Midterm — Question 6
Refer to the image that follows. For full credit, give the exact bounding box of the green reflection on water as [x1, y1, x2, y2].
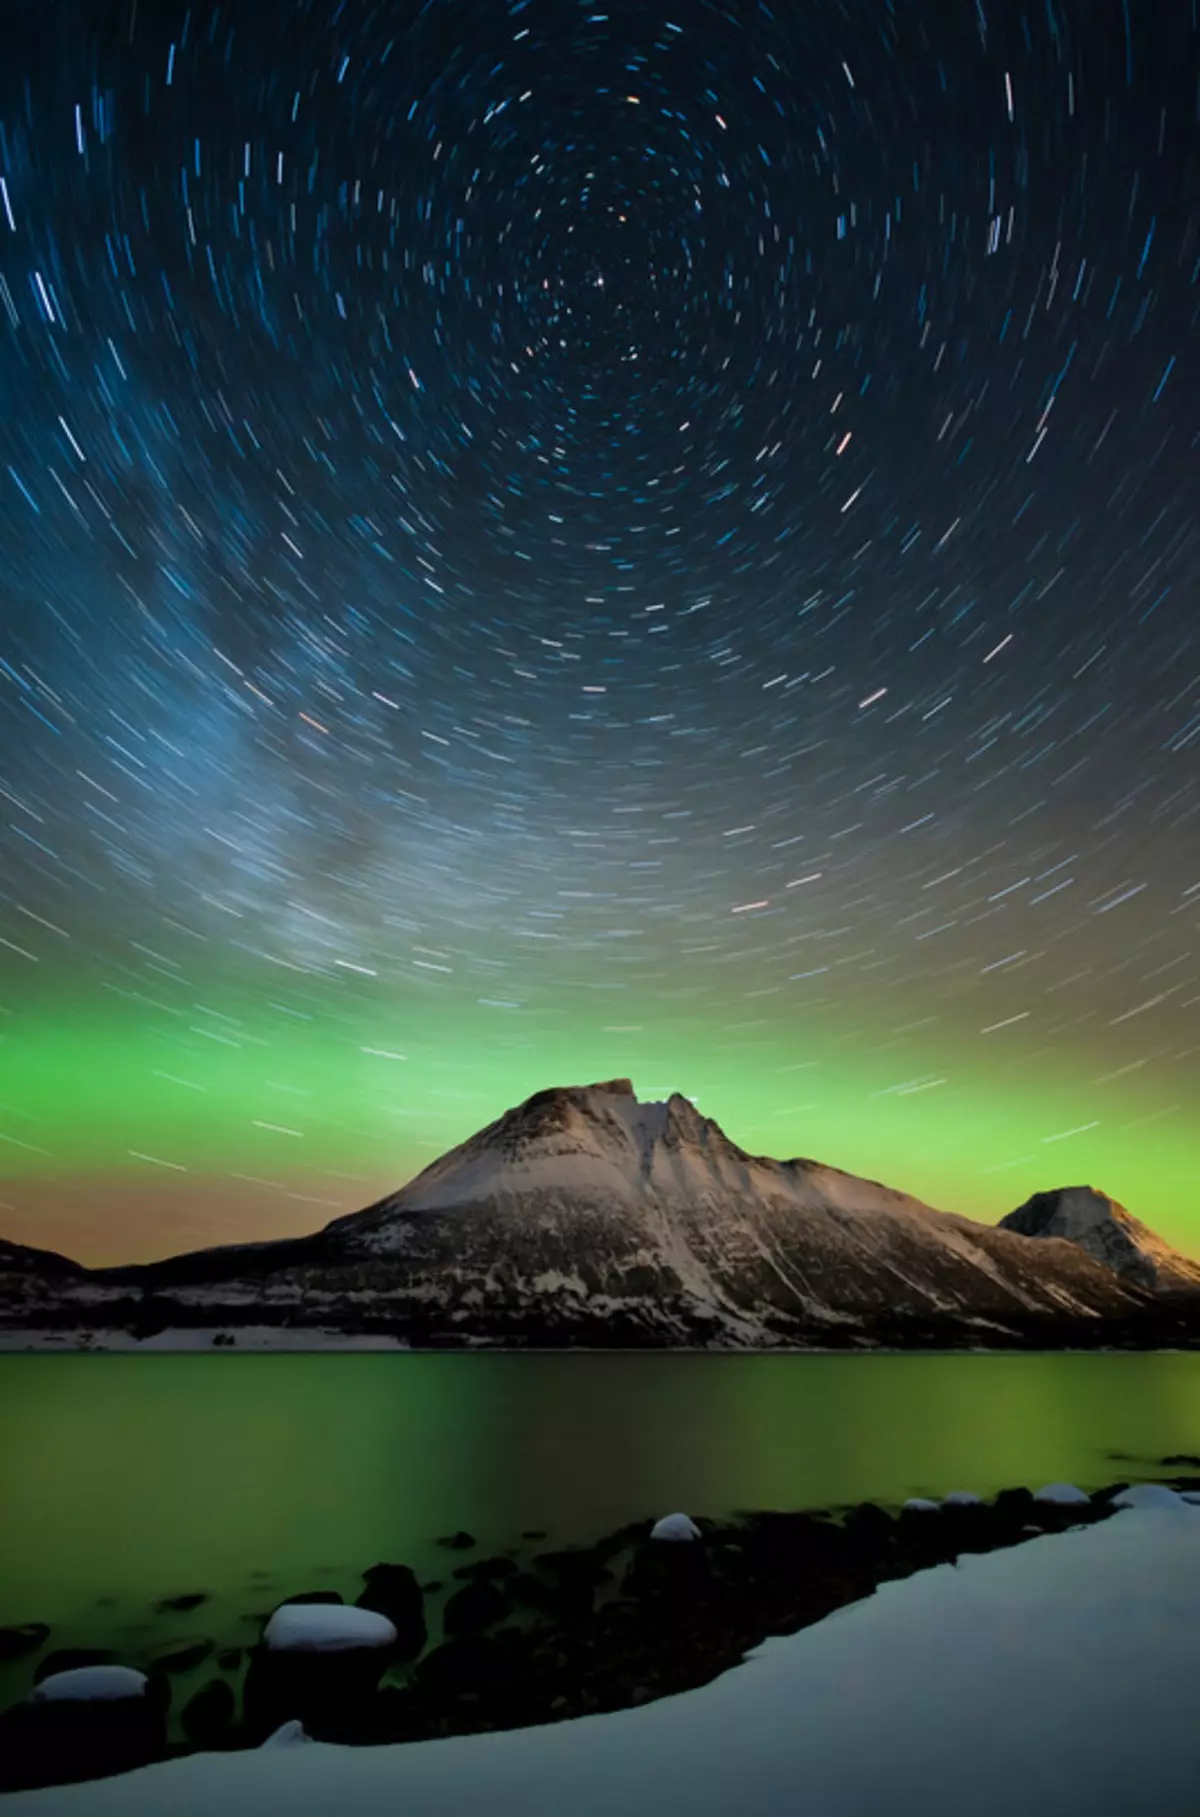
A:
[0, 1350, 1197, 1718]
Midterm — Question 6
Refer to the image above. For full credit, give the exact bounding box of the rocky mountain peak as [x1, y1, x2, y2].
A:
[998, 1186, 1200, 1292]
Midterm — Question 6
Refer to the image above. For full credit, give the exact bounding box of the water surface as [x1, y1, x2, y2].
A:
[1, 1352, 1196, 1711]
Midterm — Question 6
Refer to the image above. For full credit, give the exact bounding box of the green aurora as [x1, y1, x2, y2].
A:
[1, 982, 1195, 1266]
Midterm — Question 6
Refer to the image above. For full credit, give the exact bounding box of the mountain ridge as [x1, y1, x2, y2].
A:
[1, 1080, 1197, 1350]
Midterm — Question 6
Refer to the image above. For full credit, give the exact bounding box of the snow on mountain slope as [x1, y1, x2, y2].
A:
[321, 1080, 1154, 1339]
[998, 1187, 1200, 1294]
[3, 1081, 1197, 1349]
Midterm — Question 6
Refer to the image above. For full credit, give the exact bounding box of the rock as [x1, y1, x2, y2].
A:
[520, 1529, 548, 1540]
[155, 1592, 208, 1613]
[842, 1502, 894, 1542]
[355, 1563, 426, 1657]
[991, 1487, 1035, 1519]
[0, 1667, 169, 1794]
[443, 1578, 510, 1636]
[244, 1603, 397, 1745]
[941, 1491, 983, 1509]
[422, 1581, 444, 1593]
[415, 1633, 509, 1696]
[1162, 1454, 1200, 1467]
[436, 1530, 476, 1550]
[508, 1571, 560, 1615]
[0, 1623, 49, 1662]
[452, 1554, 521, 1582]
[33, 1648, 116, 1684]
[181, 1678, 236, 1744]
[624, 1537, 711, 1604]
[148, 1639, 215, 1675]
[649, 1512, 702, 1543]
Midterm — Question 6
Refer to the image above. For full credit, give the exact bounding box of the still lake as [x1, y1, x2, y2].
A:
[1, 1351, 1197, 1711]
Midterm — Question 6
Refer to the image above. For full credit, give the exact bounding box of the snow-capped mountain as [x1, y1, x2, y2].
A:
[998, 1187, 1200, 1294]
[1, 1080, 1198, 1349]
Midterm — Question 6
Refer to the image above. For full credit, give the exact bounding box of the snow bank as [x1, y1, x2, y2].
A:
[7, 1505, 1200, 1817]
[941, 1489, 982, 1507]
[649, 1512, 701, 1542]
[29, 1668, 149, 1705]
[1032, 1482, 1090, 1506]
[902, 1497, 940, 1513]
[263, 1605, 397, 1653]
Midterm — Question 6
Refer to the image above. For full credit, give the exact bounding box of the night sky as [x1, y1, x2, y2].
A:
[0, 0, 1197, 1266]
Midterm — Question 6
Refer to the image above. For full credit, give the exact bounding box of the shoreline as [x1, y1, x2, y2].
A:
[4, 1468, 1199, 1794]
[0, 1327, 1195, 1355]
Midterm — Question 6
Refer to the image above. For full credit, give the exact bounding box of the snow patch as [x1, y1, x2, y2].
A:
[1111, 1483, 1194, 1512]
[649, 1512, 702, 1543]
[30, 1667, 149, 1704]
[8, 1509, 1200, 1817]
[263, 1605, 397, 1653]
[1032, 1482, 1090, 1506]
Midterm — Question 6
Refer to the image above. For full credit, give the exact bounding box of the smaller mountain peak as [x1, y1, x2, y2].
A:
[586, 1078, 636, 1098]
[999, 1185, 1200, 1292]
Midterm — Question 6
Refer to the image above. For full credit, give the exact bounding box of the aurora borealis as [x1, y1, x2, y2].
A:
[0, 0, 1197, 1267]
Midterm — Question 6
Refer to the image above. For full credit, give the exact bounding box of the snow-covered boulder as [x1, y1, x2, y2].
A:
[1111, 1484, 1191, 1512]
[3, 1664, 165, 1793]
[263, 1604, 397, 1653]
[649, 1513, 702, 1543]
[942, 1491, 982, 1509]
[246, 1604, 399, 1742]
[902, 1498, 940, 1514]
[1033, 1483, 1090, 1507]
[29, 1666, 149, 1704]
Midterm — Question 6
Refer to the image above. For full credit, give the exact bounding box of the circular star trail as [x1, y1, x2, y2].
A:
[0, 0, 1197, 1262]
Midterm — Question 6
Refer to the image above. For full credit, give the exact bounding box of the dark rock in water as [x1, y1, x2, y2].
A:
[33, 1648, 116, 1684]
[508, 1570, 560, 1616]
[415, 1633, 509, 1696]
[0, 1677, 168, 1794]
[181, 1678, 236, 1745]
[422, 1581, 443, 1593]
[532, 1546, 616, 1624]
[148, 1639, 214, 1675]
[242, 1641, 391, 1745]
[534, 1547, 614, 1584]
[443, 1578, 510, 1636]
[520, 1529, 548, 1541]
[1162, 1453, 1200, 1467]
[623, 1537, 712, 1607]
[356, 1563, 426, 1657]
[156, 1592, 208, 1614]
[992, 1487, 1035, 1521]
[436, 1531, 476, 1551]
[452, 1554, 520, 1583]
[279, 1591, 344, 1607]
[842, 1502, 895, 1545]
[0, 1624, 49, 1662]
[216, 1647, 244, 1672]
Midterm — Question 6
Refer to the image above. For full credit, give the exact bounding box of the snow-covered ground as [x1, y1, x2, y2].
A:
[0, 1328, 409, 1352]
[6, 1501, 1198, 1816]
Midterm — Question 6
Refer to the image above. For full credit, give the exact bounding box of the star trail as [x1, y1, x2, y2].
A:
[1, 0, 1198, 1264]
